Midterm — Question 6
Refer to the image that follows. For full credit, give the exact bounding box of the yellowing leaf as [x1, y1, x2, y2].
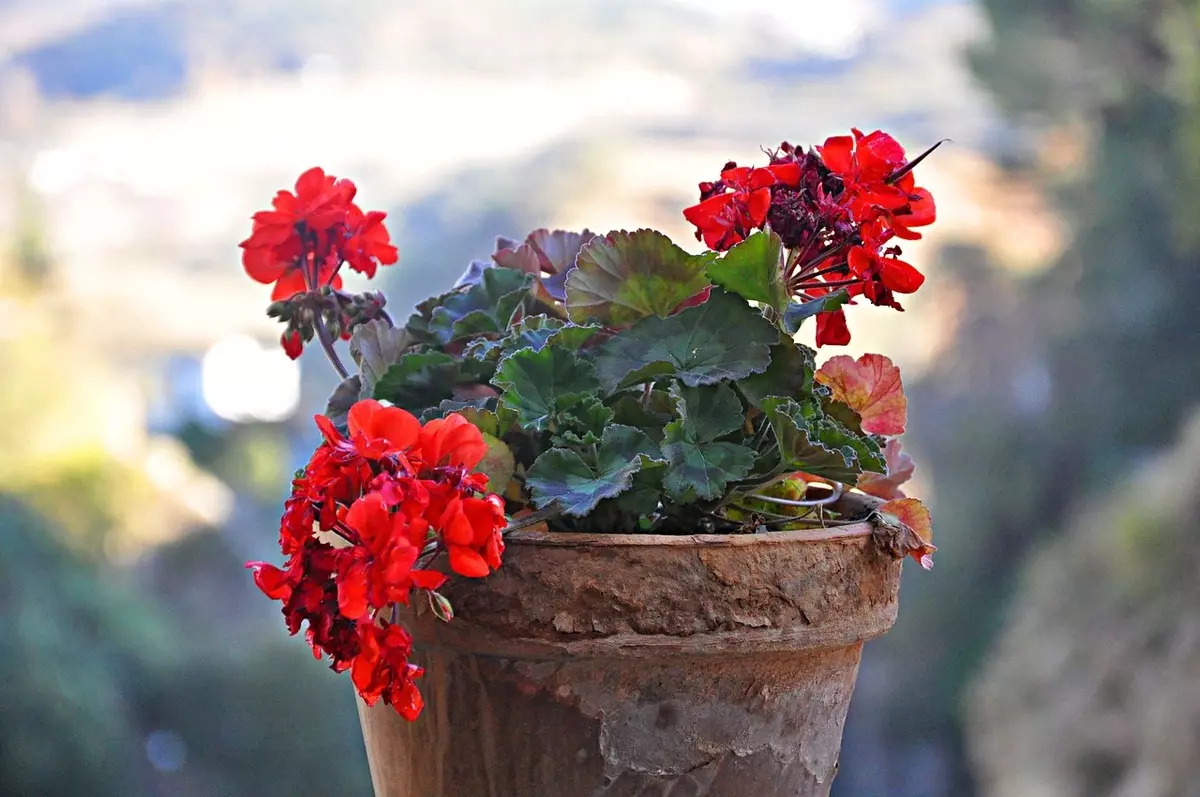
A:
[815, 353, 907, 436]
[879, 497, 935, 570]
[856, 438, 915, 500]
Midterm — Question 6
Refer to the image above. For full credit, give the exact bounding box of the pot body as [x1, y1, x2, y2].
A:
[357, 523, 902, 797]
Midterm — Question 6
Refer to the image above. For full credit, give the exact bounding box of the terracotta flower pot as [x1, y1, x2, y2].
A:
[357, 501, 902, 797]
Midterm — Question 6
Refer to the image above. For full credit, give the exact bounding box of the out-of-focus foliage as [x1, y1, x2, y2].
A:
[837, 1, 1200, 794]
[0, 494, 171, 796]
[0, 493, 373, 796]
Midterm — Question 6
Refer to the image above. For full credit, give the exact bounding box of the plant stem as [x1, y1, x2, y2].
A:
[313, 311, 350, 379]
[793, 261, 851, 283]
[791, 277, 862, 292]
[794, 236, 855, 279]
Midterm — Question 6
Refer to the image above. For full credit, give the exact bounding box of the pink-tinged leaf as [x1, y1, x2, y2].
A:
[878, 498, 935, 569]
[856, 438, 915, 500]
[815, 353, 907, 435]
[428, 591, 455, 623]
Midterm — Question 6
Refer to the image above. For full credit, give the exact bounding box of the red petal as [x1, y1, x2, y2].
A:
[295, 167, 328, 199]
[768, 162, 802, 186]
[815, 310, 851, 347]
[682, 193, 732, 226]
[847, 246, 873, 278]
[242, 247, 287, 284]
[419, 414, 487, 469]
[392, 679, 425, 721]
[371, 407, 421, 451]
[746, 187, 772, 227]
[440, 499, 475, 546]
[880, 259, 925, 294]
[246, 562, 293, 600]
[904, 188, 936, 226]
[719, 165, 752, 187]
[448, 545, 490, 578]
[270, 268, 309, 301]
[347, 399, 384, 438]
[314, 414, 343, 445]
[411, 570, 448, 590]
[337, 562, 370, 619]
[819, 135, 855, 176]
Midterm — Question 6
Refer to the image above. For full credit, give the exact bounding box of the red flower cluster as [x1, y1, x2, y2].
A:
[247, 399, 506, 719]
[683, 162, 804, 251]
[683, 130, 938, 346]
[241, 168, 399, 358]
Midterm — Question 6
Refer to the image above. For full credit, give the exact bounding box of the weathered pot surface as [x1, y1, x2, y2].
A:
[357, 503, 903, 797]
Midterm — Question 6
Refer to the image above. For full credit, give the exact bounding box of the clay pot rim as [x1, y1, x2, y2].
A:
[508, 490, 881, 549]
[507, 521, 875, 548]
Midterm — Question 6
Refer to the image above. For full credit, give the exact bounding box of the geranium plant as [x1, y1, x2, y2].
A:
[243, 129, 938, 722]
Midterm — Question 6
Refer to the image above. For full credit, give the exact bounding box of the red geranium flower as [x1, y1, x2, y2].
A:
[241, 167, 357, 299]
[818, 129, 936, 239]
[247, 400, 508, 720]
[241, 167, 398, 301]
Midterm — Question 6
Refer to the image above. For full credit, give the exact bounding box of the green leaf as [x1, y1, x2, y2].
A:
[404, 289, 459, 343]
[565, 229, 715, 325]
[372, 350, 461, 412]
[405, 268, 533, 346]
[596, 424, 664, 471]
[464, 315, 601, 363]
[761, 397, 884, 484]
[525, 425, 664, 516]
[737, 341, 816, 409]
[592, 288, 778, 393]
[550, 394, 615, 447]
[819, 388, 865, 435]
[661, 383, 755, 502]
[349, 320, 412, 395]
[493, 347, 601, 430]
[608, 393, 673, 442]
[782, 290, 851, 335]
[418, 397, 496, 423]
[705, 230, 789, 314]
[436, 402, 518, 439]
[668, 382, 745, 439]
[611, 469, 664, 515]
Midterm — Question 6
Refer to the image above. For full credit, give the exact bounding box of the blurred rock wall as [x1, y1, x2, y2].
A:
[968, 409, 1200, 797]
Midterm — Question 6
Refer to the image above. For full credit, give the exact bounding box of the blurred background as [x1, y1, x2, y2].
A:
[2, 0, 1198, 795]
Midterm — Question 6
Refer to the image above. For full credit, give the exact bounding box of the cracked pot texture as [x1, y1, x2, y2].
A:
[358, 518, 903, 797]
